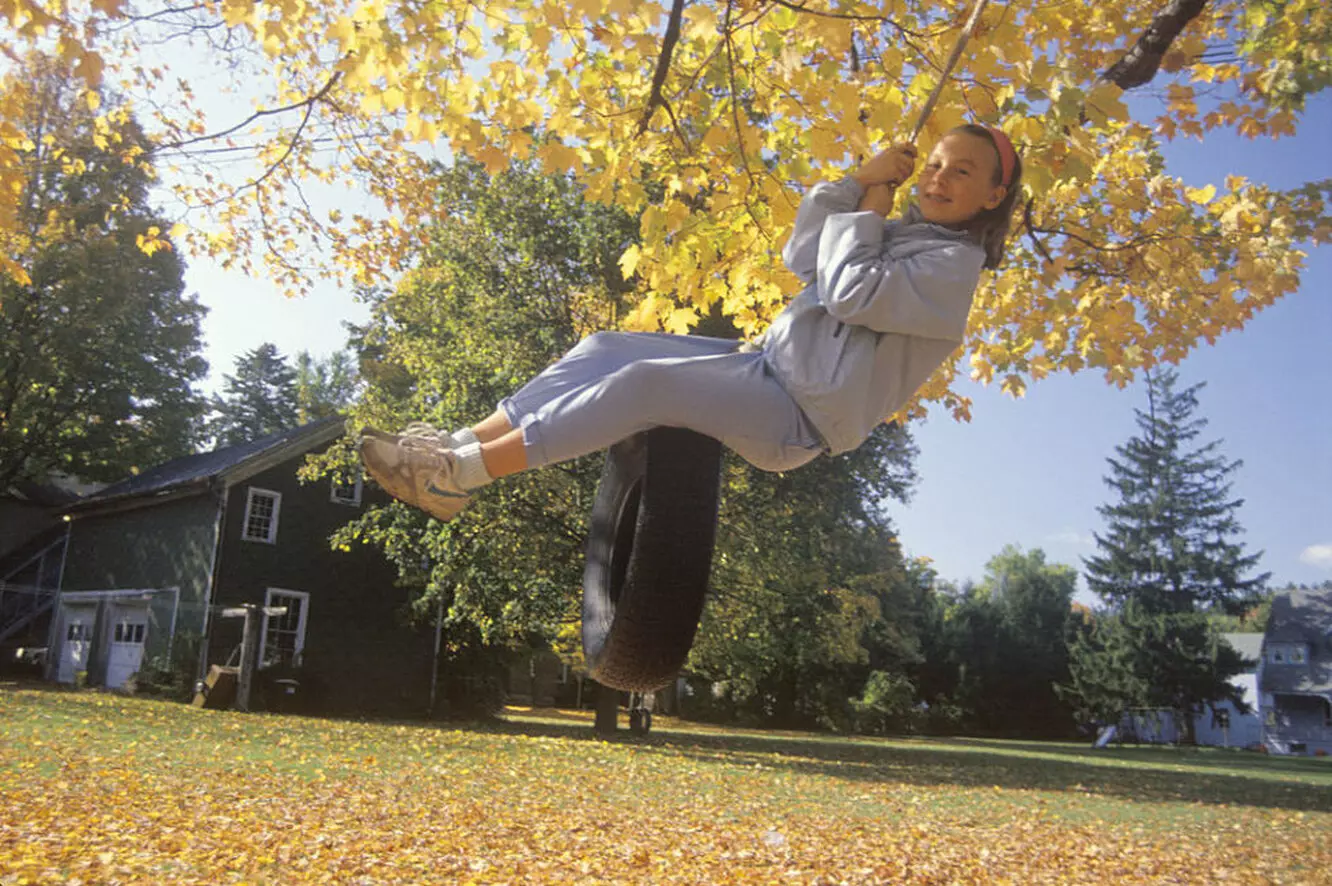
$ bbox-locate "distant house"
[1260,587,1332,756]
[38,418,436,716]
[1192,632,1264,749]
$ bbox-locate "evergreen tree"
[1066,368,1268,740]
[1085,368,1268,614]
[1062,602,1248,731]
[208,343,300,447]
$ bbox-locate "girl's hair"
[952,123,1023,270]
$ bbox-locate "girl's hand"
[858,182,897,217]
[852,143,918,188]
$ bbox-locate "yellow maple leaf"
[1185,184,1217,205]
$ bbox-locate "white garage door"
[57,609,94,683]
[105,610,149,690]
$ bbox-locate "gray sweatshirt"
[763,177,986,455]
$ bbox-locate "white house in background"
[1193,632,1264,749]
[1260,587,1332,756]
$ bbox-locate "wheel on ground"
[627,707,653,735]
[582,427,723,692]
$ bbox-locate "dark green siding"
[211,448,433,716]
[63,494,219,648]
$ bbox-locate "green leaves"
[0,57,206,487]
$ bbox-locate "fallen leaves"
[1,688,1329,884]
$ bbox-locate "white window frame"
[258,588,309,668]
[1268,643,1308,665]
[241,487,282,544]
[330,475,363,506]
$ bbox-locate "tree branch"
[638,0,688,135]
[151,69,343,155]
[1023,198,1056,265]
[766,0,927,39]
[1102,0,1210,90]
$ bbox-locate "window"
[242,487,282,544]
[330,475,363,506]
[260,588,309,668]
[1267,643,1308,665]
[67,623,87,641]
[112,622,145,644]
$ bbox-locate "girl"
[360,123,1022,522]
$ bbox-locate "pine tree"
[1085,368,1268,614]
[208,344,300,447]
[1068,368,1268,741]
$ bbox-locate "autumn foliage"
[1,0,1328,417]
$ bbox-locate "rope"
[908,0,992,140]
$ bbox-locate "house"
[38,418,436,716]
[1192,632,1264,749]
[1260,586,1332,756]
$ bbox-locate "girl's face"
[917,132,1008,227]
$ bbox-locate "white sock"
[452,442,493,490]
[448,427,480,448]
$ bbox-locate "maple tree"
[0,55,208,487]
[1,0,1328,418]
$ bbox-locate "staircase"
[0,529,67,647]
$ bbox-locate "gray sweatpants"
[499,331,824,473]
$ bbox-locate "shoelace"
[396,423,449,456]
[403,421,448,441]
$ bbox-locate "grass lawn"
[2,683,1330,884]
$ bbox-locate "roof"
[1262,587,1332,696]
[67,418,345,514]
[1221,632,1264,666]
[5,479,82,508]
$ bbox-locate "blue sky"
[183,85,1331,602]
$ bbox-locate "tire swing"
[581,427,723,694]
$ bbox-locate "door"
[105,610,148,689]
[57,609,94,683]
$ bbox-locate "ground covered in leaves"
[2,685,1330,884]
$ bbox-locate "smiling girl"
[359,124,1024,522]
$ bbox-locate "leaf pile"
[2,688,1329,884]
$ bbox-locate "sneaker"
[358,427,472,522]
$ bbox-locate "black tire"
[582,427,723,692]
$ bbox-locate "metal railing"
[0,533,67,645]
[0,582,57,645]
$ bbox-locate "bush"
[133,632,202,701]
[850,671,916,735]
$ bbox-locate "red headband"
[985,125,1017,188]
